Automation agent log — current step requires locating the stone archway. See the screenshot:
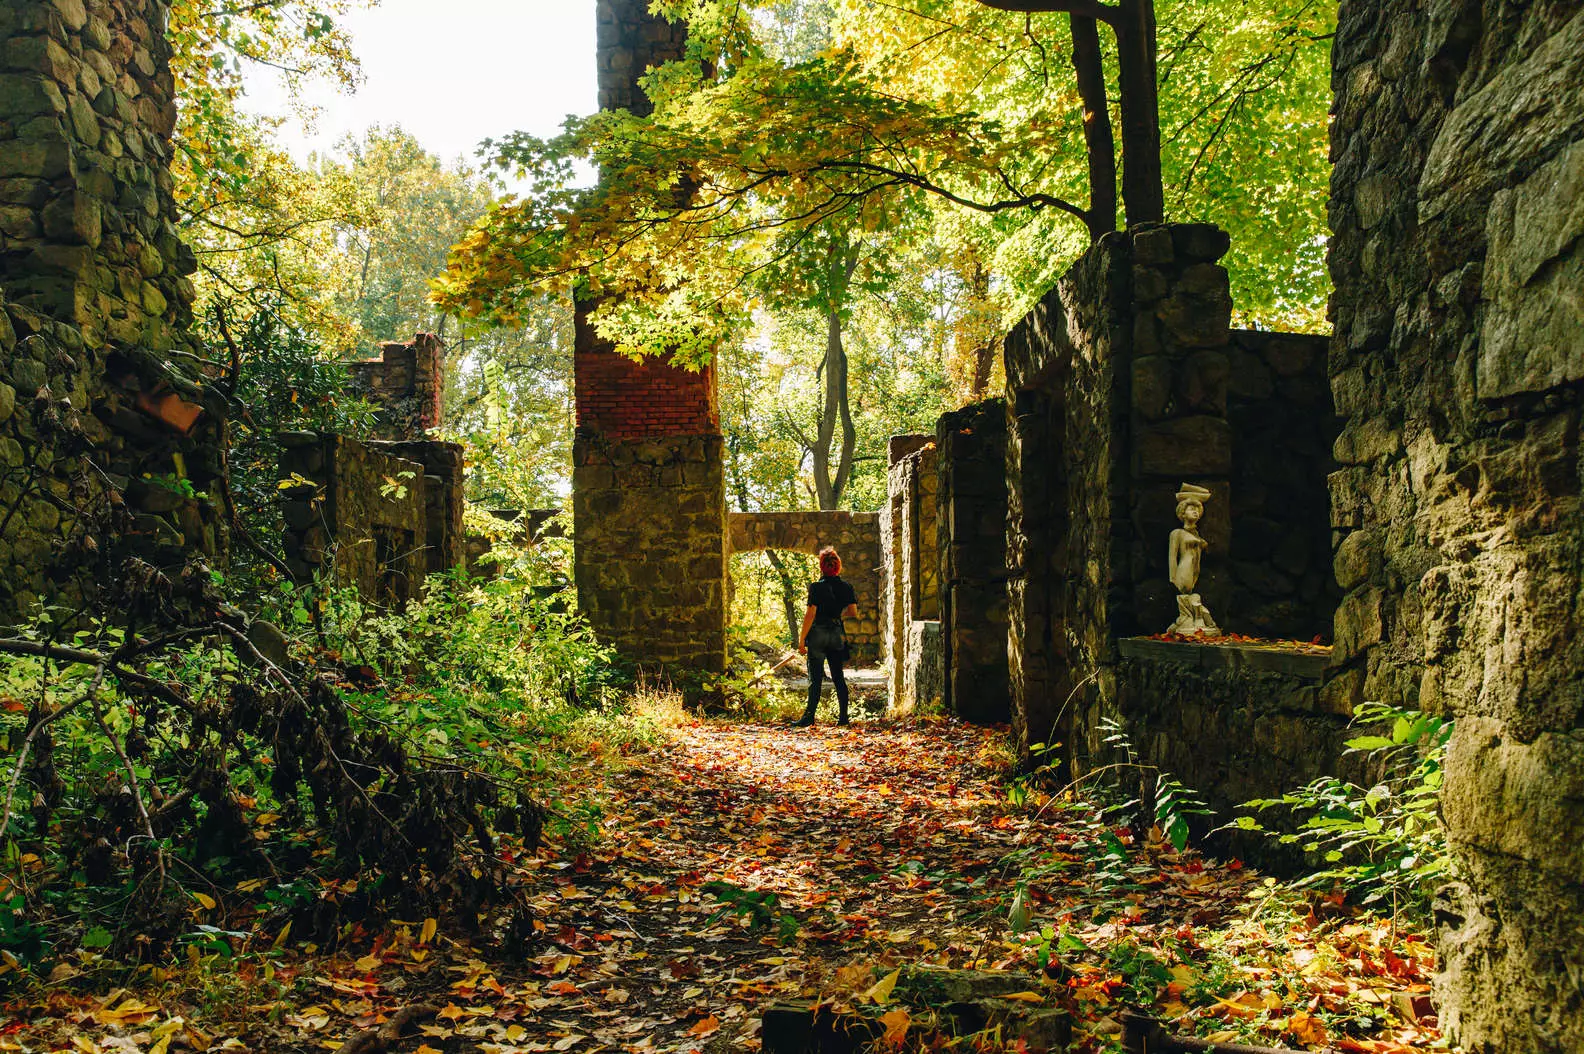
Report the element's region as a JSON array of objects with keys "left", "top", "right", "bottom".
[{"left": 728, "top": 512, "right": 883, "bottom": 664}]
